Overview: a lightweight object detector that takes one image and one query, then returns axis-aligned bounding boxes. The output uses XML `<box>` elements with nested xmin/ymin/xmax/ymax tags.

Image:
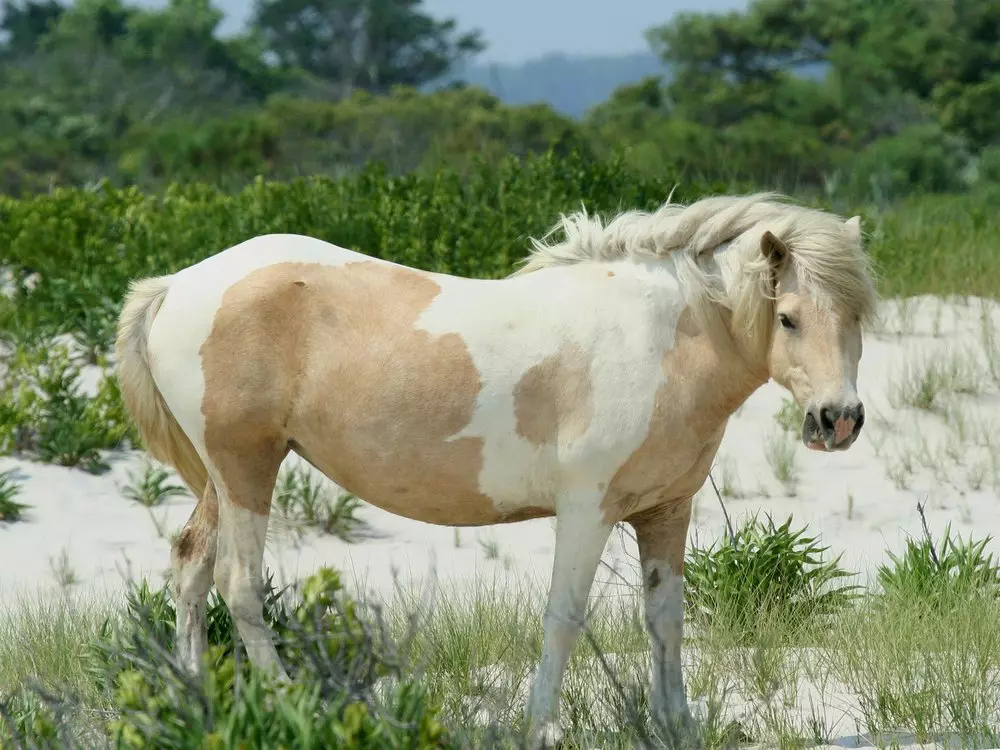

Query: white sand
<box><xmin>3</xmin><ymin>294</ymin><xmax>1000</xmax><ymax>748</ymax></box>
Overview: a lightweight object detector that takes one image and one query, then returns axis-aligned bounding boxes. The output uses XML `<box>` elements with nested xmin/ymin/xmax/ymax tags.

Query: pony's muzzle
<box><xmin>803</xmin><ymin>401</ymin><xmax>864</xmax><ymax>451</ymax></box>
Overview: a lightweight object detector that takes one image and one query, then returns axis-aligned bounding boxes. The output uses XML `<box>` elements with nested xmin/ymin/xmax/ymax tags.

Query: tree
<box><xmin>249</xmin><ymin>0</ymin><xmax>485</xmax><ymax>97</ymax></box>
<box><xmin>0</xmin><ymin>0</ymin><xmax>65</xmax><ymax>60</ymax></box>
<box><xmin>643</xmin><ymin>0</ymin><xmax>1000</xmax><ymax>147</ymax></box>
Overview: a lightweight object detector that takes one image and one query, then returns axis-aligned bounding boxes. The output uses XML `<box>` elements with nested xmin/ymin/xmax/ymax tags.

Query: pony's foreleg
<box><xmin>171</xmin><ymin>481</ymin><xmax>220</xmax><ymax>675</ymax></box>
<box><xmin>525</xmin><ymin>502</ymin><xmax>612</xmax><ymax>747</ymax></box>
<box><xmin>629</xmin><ymin>498</ymin><xmax>695</xmax><ymax>739</ymax></box>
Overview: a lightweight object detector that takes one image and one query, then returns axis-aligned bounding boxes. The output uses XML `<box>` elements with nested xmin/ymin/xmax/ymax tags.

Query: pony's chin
<box><xmin>805</xmin><ymin>439</ymin><xmax>829</xmax><ymax>452</ymax></box>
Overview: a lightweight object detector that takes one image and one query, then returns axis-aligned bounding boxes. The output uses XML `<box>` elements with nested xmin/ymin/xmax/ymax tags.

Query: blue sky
<box><xmin>420</xmin><ymin>0</ymin><xmax>750</xmax><ymax>62</ymax></box>
<box><xmin>135</xmin><ymin>0</ymin><xmax>752</xmax><ymax>63</ymax></box>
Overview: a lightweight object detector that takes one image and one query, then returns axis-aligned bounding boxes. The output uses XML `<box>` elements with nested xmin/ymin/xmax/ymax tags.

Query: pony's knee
<box><xmin>213</xmin><ymin>560</ymin><xmax>265</xmax><ymax>622</ymax></box>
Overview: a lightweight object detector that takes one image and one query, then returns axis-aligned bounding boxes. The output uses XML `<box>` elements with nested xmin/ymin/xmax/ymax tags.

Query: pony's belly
<box><xmin>289</xmin><ymin>434</ymin><xmax>554</xmax><ymax>526</ymax></box>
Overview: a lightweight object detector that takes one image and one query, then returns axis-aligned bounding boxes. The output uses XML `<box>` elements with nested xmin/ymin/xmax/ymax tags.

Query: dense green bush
<box><xmin>0</xmin><ymin>341</ymin><xmax>135</xmax><ymax>469</ymax></box>
<box><xmin>0</xmin><ymin>150</ymin><xmax>724</xmax><ymax>340</ymax></box>
<box><xmin>877</xmin><ymin>523</ymin><xmax>1000</xmax><ymax>608</ymax></box>
<box><xmin>1</xmin><ymin>568</ymin><xmax>453</xmax><ymax>748</ymax></box>
<box><xmin>845</xmin><ymin>123</ymin><xmax>973</xmax><ymax>202</ymax></box>
<box><xmin>684</xmin><ymin>512</ymin><xmax>861</xmax><ymax>642</ymax></box>
<box><xmin>0</xmin><ymin>468</ymin><xmax>27</xmax><ymax>522</ymax></box>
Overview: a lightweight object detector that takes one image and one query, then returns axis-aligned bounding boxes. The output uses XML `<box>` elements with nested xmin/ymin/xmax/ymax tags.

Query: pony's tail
<box><xmin>115</xmin><ymin>276</ymin><xmax>209</xmax><ymax>497</ymax></box>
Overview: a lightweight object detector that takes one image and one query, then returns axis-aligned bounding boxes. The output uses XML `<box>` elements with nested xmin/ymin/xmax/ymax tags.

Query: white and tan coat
<box><xmin>115</xmin><ymin>192</ymin><xmax>877</xmax><ymax>746</ymax></box>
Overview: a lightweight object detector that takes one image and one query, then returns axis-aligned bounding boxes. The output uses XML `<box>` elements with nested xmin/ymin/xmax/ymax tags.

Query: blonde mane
<box><xmin>513</xmin><ymin>191</ymin><xmax>878</xmax><ymax>359</ymax></box>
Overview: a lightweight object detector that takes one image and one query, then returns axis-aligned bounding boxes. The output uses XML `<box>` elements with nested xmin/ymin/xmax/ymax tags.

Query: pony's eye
<box><xmin>778</xmin><ymin>313</ymin><xmax>796</xmax><ymax>330</ymax></box>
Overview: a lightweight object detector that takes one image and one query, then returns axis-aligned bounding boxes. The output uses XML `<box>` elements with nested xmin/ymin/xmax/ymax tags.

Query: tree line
<box><xmin>1</xmin><ymin>0</ymin><xmax>998</xmax><ymax>202</ymax></box>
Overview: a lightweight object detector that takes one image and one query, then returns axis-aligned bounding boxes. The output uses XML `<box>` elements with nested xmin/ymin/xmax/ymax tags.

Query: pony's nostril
<box><xmin>819</xmin><ymin>406</ymin><xmax>837</xmax><ymax>433</ymax></box>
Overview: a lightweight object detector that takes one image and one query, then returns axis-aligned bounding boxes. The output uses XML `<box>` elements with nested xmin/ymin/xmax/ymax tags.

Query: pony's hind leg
<box><xmin>628</xmin><ymin>498</ymin><xmax>696</xmax><ymax>739</ymax></box>
<box><xmin>210</xmin><ymin>438</ymin><xmax>289</xmax><ymax>679</ymax></box>
<box><xmin>171</xmin><ymin>481</ymin><xmax>219</xmax><ymax>675</ymax></box>
<box><xmin>525</xmin><ymin>502</ymin><xmax>612</xmax><ymax>748</ymax></box>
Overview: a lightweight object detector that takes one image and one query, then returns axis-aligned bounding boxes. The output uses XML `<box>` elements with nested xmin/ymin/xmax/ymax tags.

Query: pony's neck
<box><xmin>706</xmin><ymin>236</ymin><xmax>774</xmax><ymax>383</ymax></box>
<box><xmin>621</xmin><ymin>252</ymin><xmax>771</xmax><ymax>436</ymax></box>
<box><xmin>679</xmin><ymin>310</ymin><xmax>769</xmax><ymax>438</ymax></box>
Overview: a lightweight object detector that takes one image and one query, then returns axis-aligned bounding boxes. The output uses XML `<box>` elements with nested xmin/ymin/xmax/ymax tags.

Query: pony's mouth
<box><xmin>802</xmin><ymin>410</ymin><xmax>860</xmax><ymax>452</ymax></box>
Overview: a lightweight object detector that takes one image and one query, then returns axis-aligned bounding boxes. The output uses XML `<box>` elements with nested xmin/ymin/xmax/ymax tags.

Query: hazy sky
<box><xmin>134</xmin><ymin>0</ymin><xmax>752</xmax><ymax>63</ymax></box>
<box><xmin>415</xmin><ymin>0</ymin><xmax>751</xmax><ymax>62</ymax></box>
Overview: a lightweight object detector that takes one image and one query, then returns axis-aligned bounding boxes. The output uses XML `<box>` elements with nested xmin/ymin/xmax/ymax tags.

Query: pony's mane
<box><xmin>513</xmin><ymin>191</ymin><xmax>878</xmax><ymax>358</ymax></box>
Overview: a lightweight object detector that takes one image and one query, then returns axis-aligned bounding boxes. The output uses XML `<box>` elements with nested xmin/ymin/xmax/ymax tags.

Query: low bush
<box><xmin>0</xmin><ymin>342</ymin><xmax>134</xmax><ymax>470</ymax></box>
<box><xmin>2</xmin><ymin>568</ymin><xmax>453</xmax><ymax>748</ymax></box>
<box><xmin>0</xmin><ymin>468</ymin><xmax>27</xmax><ymax>522</ymax></box>
<box><xmin>877</xmin><ymin>521</ymin><xmax>1000</xmax><ymax>608</ymax></box>
<box><xmin>684</xmin><ymin>512</ymin><xmax>861</xmax><ymax>642</ymax></box>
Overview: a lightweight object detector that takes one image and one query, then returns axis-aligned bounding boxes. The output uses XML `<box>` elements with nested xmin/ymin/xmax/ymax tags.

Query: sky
<box><xmin>419</xmin><ymin>0</ymin><xmax>750</xmax><ymax>63</ymax></box>
<box><xmin>140</xmin><ymin>0</ymin><xmax>752</xmax><ymax>64</ymax></box>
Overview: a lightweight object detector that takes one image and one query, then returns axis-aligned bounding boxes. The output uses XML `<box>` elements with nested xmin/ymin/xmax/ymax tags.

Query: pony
<box><xmin>114</xmin><ymin>191</ymin><xmax>877</xmax><ymax>746</ymax></box>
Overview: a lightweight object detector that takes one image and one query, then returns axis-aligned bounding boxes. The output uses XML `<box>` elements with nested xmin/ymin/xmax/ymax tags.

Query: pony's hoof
<box><xmin>652</xmin><ymin>709</ymin><xmax>700</xmax><ymax>748</ymax></box>
<box><xmin>531</xmin><ymin>721</ymin><xmax>564</xmax><ymax>749</ymax></box>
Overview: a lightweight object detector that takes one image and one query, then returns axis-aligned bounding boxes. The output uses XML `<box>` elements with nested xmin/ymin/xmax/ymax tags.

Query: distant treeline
<box><xmin>0</xmin><ymin>0</ymin><xmax>998</xmax><ymax>201</ymax></box>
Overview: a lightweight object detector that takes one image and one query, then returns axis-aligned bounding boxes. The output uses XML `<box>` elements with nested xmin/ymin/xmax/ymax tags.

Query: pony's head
<box><xmin>515</xmin><ymin>192</ymin><xmax>878</xmax><ymax>451</ymax></box>
<box><xmin>750</xmin><ymin>214</ymin><xmax>876</xmax><ymax>452</ymax></box>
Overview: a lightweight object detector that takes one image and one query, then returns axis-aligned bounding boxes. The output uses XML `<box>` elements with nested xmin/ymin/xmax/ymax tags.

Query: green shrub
<box><xmin>273</xmin><ymin>464</ymin><xmax>368</xmax><ymax>542</ymax></box>
<box><xmin>74</xmin><ymin>568</ymin><xmax>447</xmax><ymax>749</ymax></box>
<box><xmin>684</xmin><ymin>512</ymin><xmax>861</xmax><ymax>642</ymax></box>
<box><xmin>977</xmin><ymin>145</ymin><xmax>1000</xmax><ymax>184</ymax></box>
<box><xmin>0</xmin><ymin>469</ymin><xmax>28</xmax><ymax>522</ymax></box>
<box><xmin>121</xmin><ymin>460</ymin><xmax>189</xmax><ymax>508</ymax></box>
<box><xmin>846</xmin><ymin>123</ymin><xmax>972</xmax><ymax>202</ymax></box>
<box><xmin>0</xmin><ymin>342</ymin><xmax>127</xmax><ymax>470</ymax></box>
<box><xmin>0</xmin><ymin>150</ymin><xmax>719</xmax><ymax>341</ymax></box>
<box><xmin>877</xmin><ymin>523</ymin><xmax>1000</xmax><ymax>607</ymax></box>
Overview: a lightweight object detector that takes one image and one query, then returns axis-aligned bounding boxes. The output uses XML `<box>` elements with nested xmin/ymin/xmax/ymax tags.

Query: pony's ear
<box><xmin>844</xmin><ymin>215</ymin><xmax>862</xmax><ymax>243</ymax></box>
<box><xmin>760</xmin><ymin>230</ymin><xmax>788</xmax><ymax>266</ymax></box>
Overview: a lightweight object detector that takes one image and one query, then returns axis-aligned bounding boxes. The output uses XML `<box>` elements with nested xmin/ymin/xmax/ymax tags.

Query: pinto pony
<box><xmin>115</xmin><ymin>192</ymin><xmax>877</xmax><ymax>745</ymax></box>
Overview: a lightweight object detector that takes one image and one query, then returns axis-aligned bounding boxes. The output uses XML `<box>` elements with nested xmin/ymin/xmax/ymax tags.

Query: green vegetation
<box><xmin>0</xmin><ymin>0</ymin><xmax>998</xmax><ymax>204</ymax></box>
<box><xmin>3</xmin><ymin>512</ymin><xmax>1000</xmax><ymax>748</ymax></box>
<box><xmin>684</xmin><ymin>513</ymin><xmax>860</xmax><ymax>642</ymax></box>
<box><xmin>120</xmin><ymin>460</ymin><xmax>190</xmax><ymax>508</ymax></box>
<box><xmin>272</xmin><ymin>463</ymin><xmax>368</xmax><ymax>542</ymax></box>
<box><xmin>0</xmin><ymin>468</ymin><xmax>28</xmax><ymax>522</ymax></box>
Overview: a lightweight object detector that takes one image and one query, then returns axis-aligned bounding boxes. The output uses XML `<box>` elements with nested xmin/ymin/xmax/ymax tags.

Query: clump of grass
<box><xmin>980</xmin><ymin>301</ymin><xmax>1000</xmax><ymax>389</ymax></box>
<box><xmin>72</xmin><ymin>568</ymin><xmax>449</xmax><ymax>749</ymax></box>
<box><xmin>773</xmin><ymin>397</ymin><xmax>804</xmax><ymax>434</ymax></box>
<box><xmin>827</xmin><ymin>590</ymin><xmax>1000</xmax><ymax>745</ymax></box>
<box><xmin>877</xmin><ymin>503</ymin><xmax>1000</xmax><ymax>608</ymax></box>
<box><xmin>0</xmin><ymin>468</ymin><xmax>28</xmax><ymax>522</ymax></box>
<box><xmin>684</xmin><ymin>512</ymin><xmax>861</xmax><ymax>644</ymax></box>
<box><xmin>825</xmin><ymin>514</ymin><xmax>1000</xmax><ymax>747</ymax></box>
<box><xmin>763</xmin><ymin>430</ymin><xmax>799</xmax><ymax>493</ymax></box>
<box><xmin>48</xmin><ymin>548</ymin><xmax>78</xmax><ymax>590</ymax></box>
<box><xmin>478</xmin><ymin>533</ymin><xmax>500</xmax><ymax>560</ymax></box>
<box><xmin>69</xmin><ymin>302</ymin><xmax>118</xmax><ymax>367</ymax></box>
<box><xmin>714</xmin><ymin>456</ymin><xmax>742</xmax><ymax>499</ymax></box>
<box><xmin>889</xmin><ymin>350</ymin><xmax>984</xmax><ymax>412</ymax></box>
<box><xmin>0</xmin><ymin>343</ymin><xmax>121</xmax><ymax>473</ymax></box>
<box><xmin>0</xmin><ymin>595</ymin><xmax>115</xmax><ymax>701</ymax></box>
<box><xmin>120</xmin><ymin>459</ymin><xmax>189</xmax><ymax>508</ymax></box>
<box><xmin>272</xmin><ymin>464</ymin><xmax>368</xmax><ymax>543</ymax></box>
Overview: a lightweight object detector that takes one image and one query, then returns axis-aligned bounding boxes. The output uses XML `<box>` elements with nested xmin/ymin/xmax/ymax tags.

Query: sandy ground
<box><xmin>3</xmin><ymin>294</ymin><xmax>1000</xmax><ymax>748</ymax></box>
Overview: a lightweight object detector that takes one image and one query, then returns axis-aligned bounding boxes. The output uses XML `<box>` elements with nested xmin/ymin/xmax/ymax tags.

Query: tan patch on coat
<box><xmin>173</xmin><ymin>482</ymin><xmax>219</xmax><ymax>563</ymax></box>
<box><xmin>602</xmin><ymin>308</ymin><xmax>761</xmax><ymax>527</ymax></box>
<box><xmin>200</xmin><ymin>259</ymin><xmax>523</xmax><ymax>525</ymax></box>
<box><xmin>513</xmin><ymin>343</ymin><xmax>594</xmax><ymax>446</ymax></box>
<box><xmin>627</xmin><ymin>497</ymin><xmax>693</xmax><ymax>578</ymax></box>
